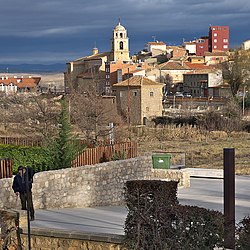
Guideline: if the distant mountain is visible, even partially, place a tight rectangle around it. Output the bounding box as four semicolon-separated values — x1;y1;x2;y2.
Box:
0;63;66;73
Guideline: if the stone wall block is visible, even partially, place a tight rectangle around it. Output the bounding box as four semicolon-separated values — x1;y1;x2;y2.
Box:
0;156;188;209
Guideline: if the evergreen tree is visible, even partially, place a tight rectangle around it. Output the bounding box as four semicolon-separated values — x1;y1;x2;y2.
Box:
48;100;83;169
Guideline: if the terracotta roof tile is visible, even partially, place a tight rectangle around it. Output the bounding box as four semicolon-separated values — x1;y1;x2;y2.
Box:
158;61;190;70
113;76;163;87
185;62;214;70
0;77;41;88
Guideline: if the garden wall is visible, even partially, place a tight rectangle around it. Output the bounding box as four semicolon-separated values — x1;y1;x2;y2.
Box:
0;156;189;210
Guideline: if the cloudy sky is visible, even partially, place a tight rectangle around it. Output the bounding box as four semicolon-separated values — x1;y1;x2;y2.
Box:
0;0;250;64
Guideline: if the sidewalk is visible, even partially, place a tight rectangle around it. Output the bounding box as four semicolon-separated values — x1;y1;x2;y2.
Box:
183;168;223;178
28;176;250;235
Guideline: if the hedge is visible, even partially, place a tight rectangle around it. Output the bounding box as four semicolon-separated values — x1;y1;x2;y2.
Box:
124;180;224;250
0;144;52;174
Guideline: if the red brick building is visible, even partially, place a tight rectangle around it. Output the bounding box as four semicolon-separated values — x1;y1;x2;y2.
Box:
209;26;229;52
196;36;209;56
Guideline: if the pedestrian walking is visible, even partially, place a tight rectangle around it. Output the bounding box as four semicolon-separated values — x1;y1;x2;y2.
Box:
12;166;35;221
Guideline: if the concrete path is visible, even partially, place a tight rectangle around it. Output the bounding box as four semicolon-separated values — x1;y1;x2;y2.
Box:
30;176;250;235
31;206;127;235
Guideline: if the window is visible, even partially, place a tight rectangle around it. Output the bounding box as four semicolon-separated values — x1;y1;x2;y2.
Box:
120;92;123;97
116;33;118;37
223;39;228;43
214;45;217;49
150;91;154;97
120;33;123;38
119;41;123;50
214;33;217;37
133;91;137;96
223;45;228;49
214;39;217;43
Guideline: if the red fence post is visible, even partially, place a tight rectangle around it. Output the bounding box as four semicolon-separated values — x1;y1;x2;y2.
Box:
0;158;13;179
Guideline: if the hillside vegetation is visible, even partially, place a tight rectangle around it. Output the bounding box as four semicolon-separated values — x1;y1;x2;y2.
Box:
135;126;250;175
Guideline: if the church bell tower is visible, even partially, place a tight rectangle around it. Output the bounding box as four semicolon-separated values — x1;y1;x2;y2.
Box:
111;21;130;62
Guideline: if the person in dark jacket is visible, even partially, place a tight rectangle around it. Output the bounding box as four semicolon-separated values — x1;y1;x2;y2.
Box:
12;166;35;221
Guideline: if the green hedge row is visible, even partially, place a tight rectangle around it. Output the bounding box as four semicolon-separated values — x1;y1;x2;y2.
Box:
124;180;250;249
124;180;224;250
0;144;52;174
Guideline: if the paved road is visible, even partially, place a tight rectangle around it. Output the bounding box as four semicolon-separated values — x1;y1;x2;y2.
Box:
31;176;250;235
178;176;250;222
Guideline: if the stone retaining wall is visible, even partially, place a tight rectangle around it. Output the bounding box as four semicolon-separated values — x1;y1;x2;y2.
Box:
152;169;190;188
0;156;152;210
21;229;124;250
0;156;189;210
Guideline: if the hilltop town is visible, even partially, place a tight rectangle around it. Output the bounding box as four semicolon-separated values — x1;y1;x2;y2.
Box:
0;21;250;152
1;22;249;126
1;21;250;250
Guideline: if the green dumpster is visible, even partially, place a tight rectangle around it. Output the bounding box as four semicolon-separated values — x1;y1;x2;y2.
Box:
152;154;171;169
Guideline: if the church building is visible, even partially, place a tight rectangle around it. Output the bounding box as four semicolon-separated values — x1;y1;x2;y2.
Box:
110;21;130;62
64;21;131;94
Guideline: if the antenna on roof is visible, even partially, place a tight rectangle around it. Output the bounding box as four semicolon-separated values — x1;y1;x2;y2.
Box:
118;18;121;25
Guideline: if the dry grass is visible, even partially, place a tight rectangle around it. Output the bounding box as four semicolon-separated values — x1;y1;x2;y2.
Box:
135;126;250;175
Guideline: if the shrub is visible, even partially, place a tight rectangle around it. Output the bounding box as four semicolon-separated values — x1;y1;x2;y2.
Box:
111;150;127;161
171;205;224;250
124;180;178;250
236;216;250;249
0;144;52;174
124;180;224;250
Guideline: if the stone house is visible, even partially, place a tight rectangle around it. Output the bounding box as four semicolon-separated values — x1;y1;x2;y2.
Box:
204;51;229;65
146;61;191;84
166;46;187;59
112;76;163;125
104;60;149;92
183;69;224;97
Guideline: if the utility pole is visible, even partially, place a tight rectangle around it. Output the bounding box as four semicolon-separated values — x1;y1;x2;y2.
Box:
127;68;131;139
224;148;235;250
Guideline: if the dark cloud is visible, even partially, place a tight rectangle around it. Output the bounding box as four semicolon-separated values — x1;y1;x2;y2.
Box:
0;0;249;64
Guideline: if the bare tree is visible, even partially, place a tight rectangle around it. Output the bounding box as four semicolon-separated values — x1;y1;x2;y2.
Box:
157;74;173;95
0;94;60;138
222;49;250;96
68;83;124;146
